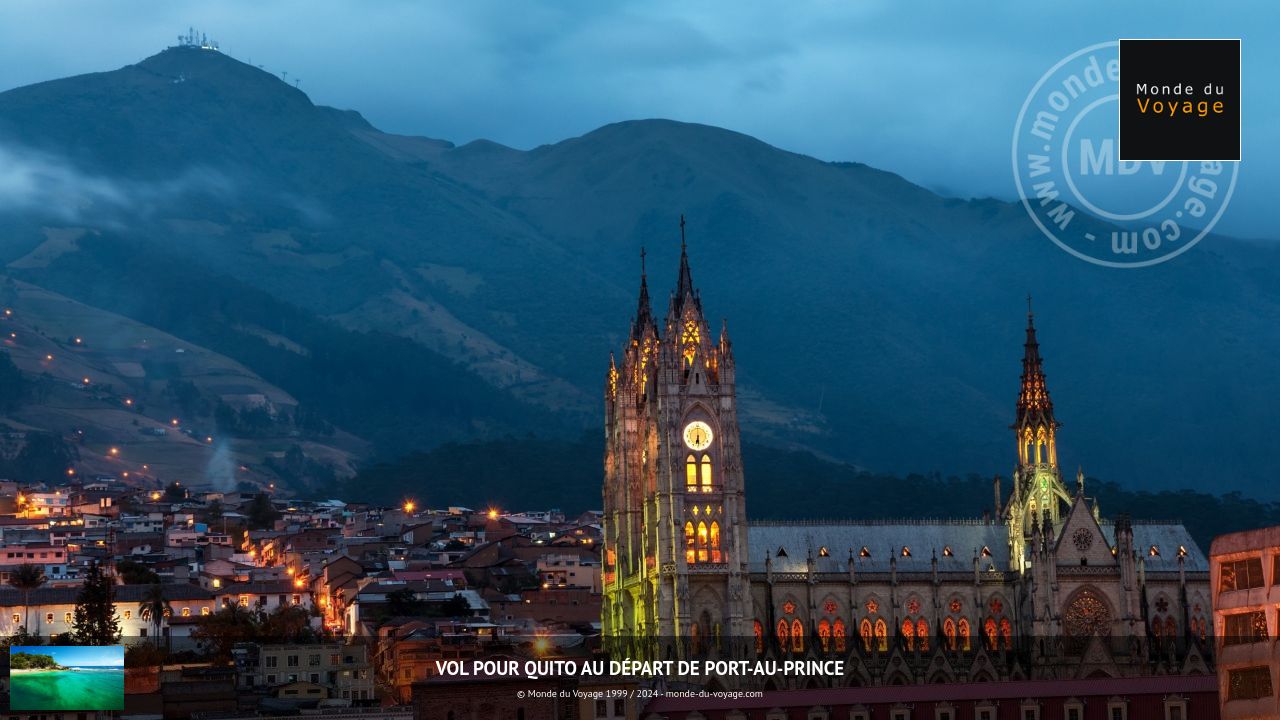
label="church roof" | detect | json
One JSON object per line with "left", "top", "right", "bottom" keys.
{"left": 1100, "top": 521, "right": 1209, "bottom": 572}
{"left": 746, "top": 518, "right": 1209, "bottom": 573}
{"left": 747, "top": 520, "right": 1010, "bottom": 574}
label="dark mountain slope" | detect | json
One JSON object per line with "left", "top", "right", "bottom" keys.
{"left": 1, "top": 48, "right": 1278, "bottom": 496}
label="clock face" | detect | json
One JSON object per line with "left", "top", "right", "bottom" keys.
{"left": 683, "top": 421, "right": 714, "bottom": 450}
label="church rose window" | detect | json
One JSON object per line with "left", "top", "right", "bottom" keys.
{"left": 824, "top": 599, "right": 838, "bottom": 615}
{"left": 906, "top": 598, "right": 920, "bottom": 615}
{"left": 1064, "top": 589, "right": 1111, "bottom": 638}
{"left": 782, "top": 600, "right": 796, "bottom": 615}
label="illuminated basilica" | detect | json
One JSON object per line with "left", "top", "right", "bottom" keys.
{"left": 601, "top": 226, "right": 1212, "bottom": 685}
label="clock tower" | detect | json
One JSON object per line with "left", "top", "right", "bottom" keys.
{"left": 603, "top": 218, "right": 753, "bottom": 661}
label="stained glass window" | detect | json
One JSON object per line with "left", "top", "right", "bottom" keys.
{"left": 824, "top": 599, "right": 838, "bottom": 615}
{"left": 984, "top": 618, "right": 998, "bottom": 650}
{"left": 833, "top": 619, "right": 846, "bottom": 652}
{"left": 754, "top": 620, "right": 763, "bottom": 655}
{"left": 686, "top": 455, "right": 697, "bottom": 491}
{"left": 874, "top": 618, "right": 888, "bottom": 652}
{"left": 958, "top": 618, "right": 971, "bottom": 652}
{"left": 859, "top": 619, "right": 873, "bottom": 652}
{"left": 944, "top": 618, "right": 957, "bottom": 651}
{"left": 1000, "top": 618, "right": 1013, "bottom": 650}
{"left": 777, "top": 619, "right": 790, "bottom": 647}
{"left": 696, "top": 522, "right": 709, "bottom": 562}
{"left": 818, "top": 620, "right": 831, "bottom": 652}
{"left": 917, "top": 619, "right": 929, "bottom": 652}
{"left": 684, "top": 522, "right": 695, "bottom": 564}
{"left": 1064, "top": 589, "right": 1111, "bottom": 638}
{"left": 902, "top": 619, "right": 915, "bottom": 651}
{"left": 791, "top": 619, "right": 804, "bottom": 652}
{"left": 700, "top": 455, "right": 713, "bottom": 492}
{"left": 709, "top": 522, "right": 722, "bottom": 563}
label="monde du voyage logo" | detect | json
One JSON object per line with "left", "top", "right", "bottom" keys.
{"left": 1013, "top": 40, "right": 1240, "bottom": 268}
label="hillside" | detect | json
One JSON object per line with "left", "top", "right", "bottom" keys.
{"left": 2, "top": 46, "right": 1279, "bottom": 497}
{"left": 0, "top": 272, "right": 362, "bottom": 491}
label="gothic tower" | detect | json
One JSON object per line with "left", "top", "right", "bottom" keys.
{"left": 603, "top": 219, "right": 753, "bottom": 660}
{"left": 1005, "top": 299, "right": 1071, "bottom": 573}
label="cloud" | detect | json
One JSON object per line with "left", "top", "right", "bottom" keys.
{"left": 0, "top": 143, "right": 235, "bottom": 222}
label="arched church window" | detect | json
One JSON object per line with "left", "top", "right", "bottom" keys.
{"left": 1000, "top": 618, "right": 1013, "bottom": 650}
{"left": 696, "top": 522, "right": 709, "bottom": 562}
{"left": 754, "top": 620, "right": 763, "bottom": 655}
{"left": 709, "top": 522, "right": 722, "bottom": 563}
{"left": 818, "top": 620, "right": 831, "bottom": 652}
{"left": 958, "top": 618, "right": 971, "bottom": 652}
{"left": 686, "top": 455, "right": 697, "bottom": 492}
{"left": 944, "top": 618, "right": 957, "bottom": 651}
{"left": 859, "top": 619, "right": 873, "bottom": 653}
{"left": 917, "top": 618, "right": 929, "bottom": 652}
{"left": 902, "top": 619, "right": 915, "bottom": 651}
{"left": 1164, "top": 617, "right": 1177, "bottom": 639}
{"left": 777, "top": 619, "right": 789, "bottom": 650}
{"left": 984, "top": 618, "right": 998, "bottom": 650}
{"left": 684, "top": 522, "right": 695, "bottom": 564}
{"left": 700, "top": 455, "right": 713, "bottom": 492}
{"left": 874, "top": 618, "right": 888, "bottom": 652}
{"left": 791, "top": 618, "right": 804, "bottom": 653}
{"left": 690, "top": 621, "right": 701, "bottom": 655}
{"left": 833, "top": 619, "right": 846, "bottom": 652}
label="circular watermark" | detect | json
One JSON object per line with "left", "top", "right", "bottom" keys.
{"left": 1012, "top": 41, "right": 1238, "bottom": 268}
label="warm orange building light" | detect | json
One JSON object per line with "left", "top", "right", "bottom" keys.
{"left": 404, "top": 500, "right": 416, "bottom": 513}
{"left": 487, "top": 508, "right": 499, "bottom": 520}
{"left": 150, "top": 491, "right": 161, "bottom": 501}
{"left": 293, "top": 577, "right": 305, "bottom": 589}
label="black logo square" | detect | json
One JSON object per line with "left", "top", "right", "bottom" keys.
{"left": 1119, "top": 39, "right": 1240, "bottom": 161}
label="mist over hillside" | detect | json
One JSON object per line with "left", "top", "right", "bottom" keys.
{"left": 2, "top": 46, "right": 1278, "bottom": 498}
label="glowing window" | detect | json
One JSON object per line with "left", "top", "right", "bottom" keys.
{"left": 984, "top": 618, "right": 998, "bottom": 650}
{"left": 902, "top": 619, "right": 916, "bottom": 651}
{"left": 917, "top": 618, "right": 930, "bottom": 652}
{"left": 791, "top": 618, "right": 804, "bottom": 652}
{"left": 1000, "top": 617, "right": 1013, "bottom": 649}
{"left": 958, "top": 618, "right": 971, "bottom": 651}
{"left": 944, "top": 617, "right": 957, "bottom": 651}
{"left": 833, "top": 618, "right": 846, "bottom": 652}
{"left": 685, "top": 455, "right": 697, "bottom": 491}
{"left": 777, "top": 619, "right": 790, "bottom": 647}
{"left": 754, "top": 620, "right": 763, "bottom": 655}
{"left": 859, "top": 619, "right": 873, "bottom": 652}
{"left": 696, "top": 522, "right": 709, "bottom": 562}
{"left": 709, "top": 522, "right": 722, "bottom": 563}
{"left": 124, "top": 610, "right": 132, "bottom": 620}
{"left": 182, "top": 607, "right": 191, "bottom": 617}
{"left": 701, "top": 455, "right": 713, "bottom": 491}
{"left": 859, "top": 546, "right": 871, "bottom": 558}
{"left": 818, "top": 619, "right": 831, "bottom": 652}
{"left": 874, "top": 618, "right": 888, "bottom": 652}
{"left": 684, "top": 522, "right": 696, "bottom": 564}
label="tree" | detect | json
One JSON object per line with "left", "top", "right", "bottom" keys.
{"left": 8, "top": 564, "right": 45, "bottom": 636}
{"left": 137, "top": 583, "right": 172, "bottom": 647}
{"left": 259, "top": 604, "right": 316, "bottom": 643}
{"left": 70, "top": 561, "right": 120, "bottom": 645}
{"left": 163, "top": 481, "right": 185, "bottom": 503}
{"left": 205, "top": 499, "right": 224, "bottom": 522}
{"left": 246, "top": 493, "right": 280, "bottom": 529}
{"left": 116, "top": 559, "right": 160, "bottom": 585}
{"left": 191, "top": 603, "right": 257, "bottom": 664}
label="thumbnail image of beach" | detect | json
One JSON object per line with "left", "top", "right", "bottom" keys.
{"left": 8, "top": 645, "right": 124, "bottom": 711}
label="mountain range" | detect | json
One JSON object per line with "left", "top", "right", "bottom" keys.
{"left": 1, "top": 45, "right": 1278, "bottom": 500}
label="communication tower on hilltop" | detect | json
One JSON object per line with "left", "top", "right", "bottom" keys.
{"left": 175, "top": 26, "right": 220, "bottom": 51}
